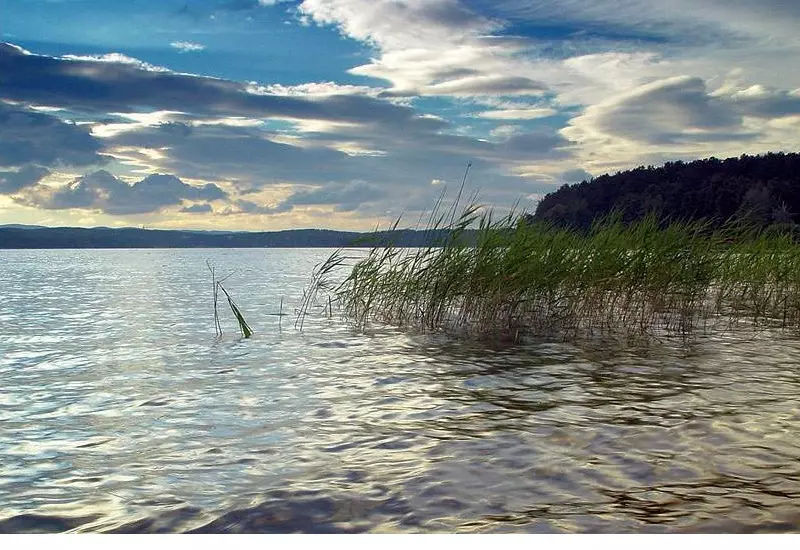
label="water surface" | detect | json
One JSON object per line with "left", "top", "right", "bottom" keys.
{"left": 2, "top": 248, "right": 800, "bottom": 533}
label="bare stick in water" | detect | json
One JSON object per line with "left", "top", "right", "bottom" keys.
{"left": 207, "top": 260, "right": 223, "bottom": 337}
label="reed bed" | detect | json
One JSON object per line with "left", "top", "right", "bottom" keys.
{"left": 311, "top": 201, "right": 800, "bottom": 342}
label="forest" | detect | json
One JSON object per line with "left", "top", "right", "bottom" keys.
{"left": 532, "top": 152, "right": 800, "bottom": 231}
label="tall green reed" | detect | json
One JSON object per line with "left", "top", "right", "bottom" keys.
{"left": 313, "top": 197, "right": 800, "bottom": 341}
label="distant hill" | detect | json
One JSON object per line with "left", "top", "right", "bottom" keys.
{"left": 0, "top": 225, "right": 464, "bottom": 249}
{"left": 0, "top": 224, "right": 49, "bottom": 230}
{"left": 532, "top": 152, "right": 800, "bottom": 230}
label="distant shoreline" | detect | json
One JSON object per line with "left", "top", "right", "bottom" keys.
{"left": 0, "top": 225, "right": 459, "bottom": 249}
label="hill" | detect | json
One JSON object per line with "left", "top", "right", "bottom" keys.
{"left": 532, "top": 152, "right": 800, "bottom": 230}
{"left": 0, "top": 226, "right": 463, "bottom": 249}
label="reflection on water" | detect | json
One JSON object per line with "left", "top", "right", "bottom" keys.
{"left": 2, "top": 249, "right": 800, "bottom": 533}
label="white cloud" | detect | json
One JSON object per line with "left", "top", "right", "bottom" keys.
{"left": 299, "top": 0, "right": 542, "bottom": 99}
{"left": 489, "top": 125, "right": 521, "bottom": 138}
{"left": 62, "top": 52, "right": 169, "bottom": 72}
{"left": 559, "top": 74, "right": 800, "bottom": 173}
{"left": 91, "top": 111, "right": 186, "bottom": 138}
{"left": 478, "top": 108, "right": 557, "bottom": 120}
{"left": 298, "top": 0, "right": 800, "bottom": 185}
{"left": 170, "top": 41, "right": 206, "bottom": 53}
{"left": 246, "top": 81, "right": 382, "bottom": 97}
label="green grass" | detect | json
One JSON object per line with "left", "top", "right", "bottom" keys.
{"left": 307, "top": 198, "right": 800, "bottom": 341}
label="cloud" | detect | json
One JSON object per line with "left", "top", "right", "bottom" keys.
{"left": 477, "top": 107, "right": 558, "bottom": 120}
{"left": 565, "top": 76, "right": 751, "bottom": 146}
{"left": 251, "top": 82, "right": 381, "bottom": 98}
{"left": 559, "top": 168, "right": 593, "bottom": 184}
{"left": 230, "top": 199, "right": 292, "bottom": 215}
{"left": 20, "top": 170, "right": 227, "bottom": 215}
{"left": 102, "top": 113, "right": 571, "bottom": 206}
{"left": 489, "top": 124, "right": 521, "bottom": 139}
{"left": 0, "top": 101, "right": 108, "bottom": 167}
{"left": 0, "top": 41, "right": 575, "bottom": 222}
{"left": 61, "top": 52, "right": 169, "bottom": 72}
{"left": 728, "top": 86, "right": 800, "bottom": 119}
{"left": 180, "top": 203, "right": 214, "bottom": 213}
{"left": 3, "top": 1, "right": 800, "bottom": 230}
{"left": 105, "top": 122, "right": 351, "bottom": 184}
{"left": 0, "top": 165, "right": 50, "bottom": 194}
{"left": 299, "top": 0, "right": 547, "bottom": 100}
{"left": 299, "top": 0, "right": 494, "bottom": 46}
{"left": 0, "top": 43, "right": 437, "bottom": 130}
{"left": 503, "top": 130, "right": 571, "bottom": 157}
{"left": 559, "top": 73, "right": 800, "bottom": 174}
{"left": 170, "top": 41, "right": 206, "bottom": 53}
{"left": 279, "top": 180, "right": 388, "bottom": 212}
{"left": 297, "top": 0, "right": 800, "bottom": 171}
{"left": 422, "top": 75, "right": 547, "bottom": 97}
{"left": 482, "top": 0, "right": 800, "bottom": 48}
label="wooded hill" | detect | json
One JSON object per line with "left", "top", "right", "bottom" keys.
{"left": 532, "top": 152, "right": 800, "bottom": 230}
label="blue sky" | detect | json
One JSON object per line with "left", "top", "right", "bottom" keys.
{"left": 1, "top": 0, "right": 799, "bottom": 230}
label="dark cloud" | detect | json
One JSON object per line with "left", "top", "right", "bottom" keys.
{"left": 0, "top": 102, "right": 108, "bottom": 167}
{"left": 730, "top": 89, "right": 800, "bottom": 118}
{"left": 415, "top": 0, "right": 490, "bottom": 29}
{"left": 592, "top": 76, "right": 753, "bottom": 144}
{"left": 503, "top": 130, "right": 571, "bottom": 157}
{"left": 428, "top": 75, "right": 547, "bottom": 96}
{"left": 0, "top": 165, "right": 50, "bottom": 194}
{"left": 180, "top": 203, "right": 214, "bottom": 214}
{"left": 0, "top": 43, "right": 574, "bottom": 219}
{"left": 0, "top": 43, "right": 442, "bottom": 131}
{"left": 107, "top": 122, "right": 351, "bottom": 183}
{"left": 102, "top": 116, "right": 572, "bottom": 218}
{"left": 383, "top": 75, "right": 548, "bottom": 98}
{"left": 20, "top": 170, "right": 227, "bottom": 215}
{"left": 231, "top": 199, "right": 292, "bottom": 215}
{"left": 560, "top": 168, "right": 593, "bottom": 183}
{"left": 280, "top": 180, "right": 389, "bottom": 212}
{"left": 429, "top": 67, "right": 481, "bottom": 83}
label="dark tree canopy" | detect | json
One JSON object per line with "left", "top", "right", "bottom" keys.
{"left": 532, "top": 152, "right": 800, "bottom": 230}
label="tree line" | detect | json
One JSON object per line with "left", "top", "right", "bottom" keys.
{"left": 531, "top": 152, "right": 800, "bottom": 231}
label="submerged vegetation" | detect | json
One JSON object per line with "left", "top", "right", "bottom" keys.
{"left": 306, "top": 198, "right": 800, "bottom": 342}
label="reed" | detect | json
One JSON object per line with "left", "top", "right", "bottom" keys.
{"left": 295, "top": 249, "right": 350, "bottom": 331}
{"left": 218, "top": 282, "right": 253, "bottom": 338}
{"left": 207, "top": 261, "right": 253, "bottom": 338}
{"left": 315, "top": 199, "right": 800, "bottom": 342}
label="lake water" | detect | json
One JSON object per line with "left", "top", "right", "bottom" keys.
{"left": 2, "top": 248, "right": 800, "bottom": 533}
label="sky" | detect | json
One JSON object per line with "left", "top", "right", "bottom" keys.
{"left": 1, "top": 0, "right": 799, "bottom": 231}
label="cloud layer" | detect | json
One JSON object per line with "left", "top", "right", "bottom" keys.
{"left": 1, "top": 0, "right": 799, "bottom": 229}
{"left": 19, "top": 170, "right": 226, "bottom": 215}
{"left": 0, "top": 101, "right": 108, "bottom": 167}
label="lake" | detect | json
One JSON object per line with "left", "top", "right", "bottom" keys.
{"left": 2, "top": 248, "right": 800, "bottom": 533}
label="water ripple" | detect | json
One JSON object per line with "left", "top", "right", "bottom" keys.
{"left": 2, "top": 249, "right": 800, "bottom": 532}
